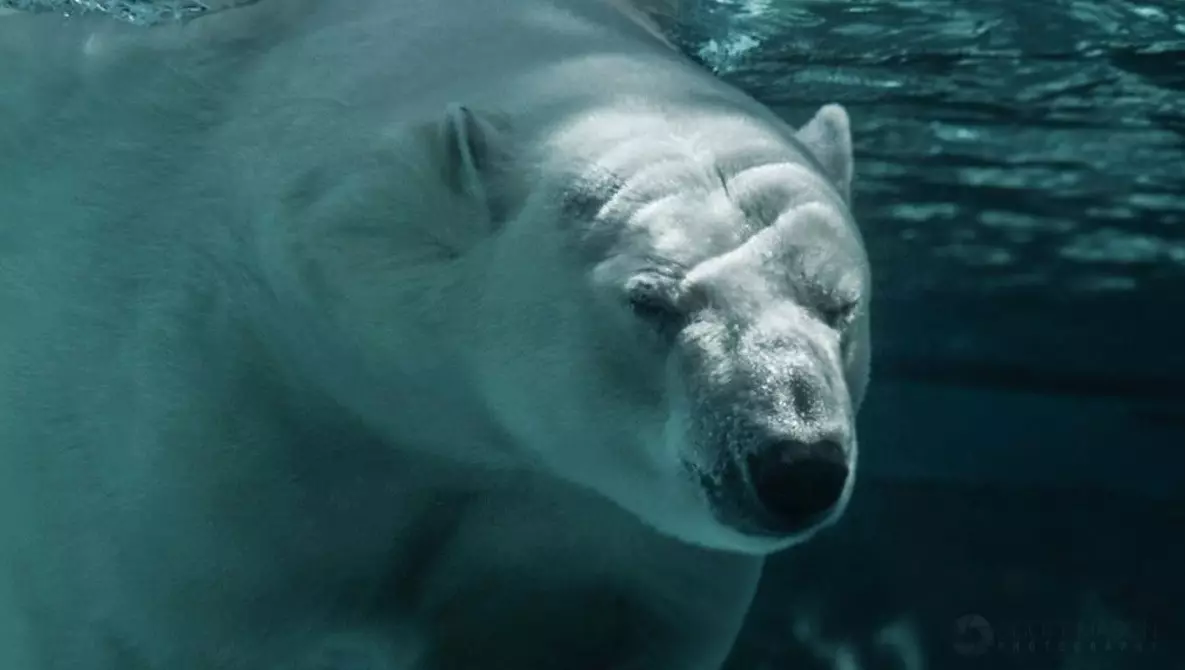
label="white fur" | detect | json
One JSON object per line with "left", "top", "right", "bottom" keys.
{"left": 0, "top": 0, "right": 868, "bottom": 668}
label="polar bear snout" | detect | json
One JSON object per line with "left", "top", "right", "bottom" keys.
{"left": 744, "top": 437, "right": 849, "bottom": 534}
{"left": 696, "top": 424, "right": 854, "bottom": 546}
{"left": 674, "top": 311, "right": 858, "bottom": 545}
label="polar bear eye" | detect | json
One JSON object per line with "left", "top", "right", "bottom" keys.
{"left": 628, "top": 293, "right": 684, "bottom": 340}
{"left": 819, "top": 297, "right": 859, "bottom": 330}
{"left": 624, "top": 277, "right": 684, "bottom": 340}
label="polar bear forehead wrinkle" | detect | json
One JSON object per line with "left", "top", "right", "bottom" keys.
{"left": 681, "top": 201, "right": 867, "bottom": 316}
{"left": 549, "top": 105, "right": 800, "bottom": 217}
{"left": 550, "top": 106, "right": 855, "bottom": 276}
{"left": 567, "top": 172, "right": 748, "bottom": 275}
{"left": 725, "top": 162, "right": 849, "bottom": 231}
{"left": 557, "top": 136, "right": 734, "bottom": 263}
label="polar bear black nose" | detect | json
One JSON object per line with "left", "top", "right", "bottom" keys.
{"left": 746, "top": 439, "right": 848, "bottom": 531}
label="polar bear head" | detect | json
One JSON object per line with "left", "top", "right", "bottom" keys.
{"left": 442, "top": 102, "right": 869, "bottom": 555}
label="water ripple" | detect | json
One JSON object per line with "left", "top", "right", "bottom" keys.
{"left": 667, "top": 0, "right": 1185, "bottom": 302}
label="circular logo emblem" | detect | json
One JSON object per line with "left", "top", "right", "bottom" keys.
{"left": 953, "top": 614, "right": 994, "bottom": 656}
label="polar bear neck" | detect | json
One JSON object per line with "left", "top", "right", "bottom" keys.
{"left": 249, "top": 242, "right": 519, "bottom": 467}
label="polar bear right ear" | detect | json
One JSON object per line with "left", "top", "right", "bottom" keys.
{"left": 795, "top": 104, "right": 854, "bottom": 202}
{"left": 436, "top": 103, "right": 511, "bottom": 227}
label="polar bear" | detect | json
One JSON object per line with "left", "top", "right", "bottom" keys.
{"left": 0, "top": 0, "right": 870, "bottom": 668}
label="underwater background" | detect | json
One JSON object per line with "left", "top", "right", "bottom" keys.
{"left": 3, "top": 0, "right": 1182, "bottom": 668}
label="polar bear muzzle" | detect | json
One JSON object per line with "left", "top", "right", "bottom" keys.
{"left": 737, "top": 437, "right": 850, "bottom": 535}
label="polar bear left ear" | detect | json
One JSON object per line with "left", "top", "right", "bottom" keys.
{"left": 795, "top": 104, "right": 854, "bottom": 202}
{"left": 437, "top": 103, "right": 511, "bottom": 226}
